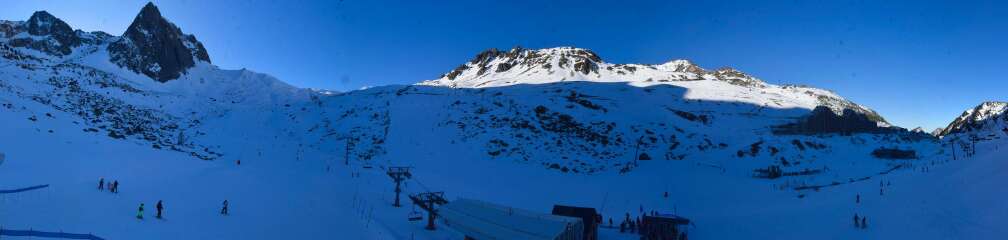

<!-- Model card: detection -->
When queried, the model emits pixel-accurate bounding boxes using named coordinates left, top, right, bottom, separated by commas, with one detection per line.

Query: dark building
left=642, top=214, right=690, bottom=240
left=551, top=205, right=599, bottom=240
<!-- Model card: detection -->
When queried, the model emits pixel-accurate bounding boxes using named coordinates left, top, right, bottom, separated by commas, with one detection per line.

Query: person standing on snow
left=112, top=180, right=119, bottom=193
left=137, top=203, right=145, bottom=219
left=98, top=178, right=104, bottom=191
left=221, top=200, right=229, bottom=215
left=156, top=200, right=164, bottom=219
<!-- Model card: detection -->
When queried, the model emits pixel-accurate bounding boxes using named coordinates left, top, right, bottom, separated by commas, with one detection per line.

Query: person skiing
left=137, top=203, right=144, bottom=219
left=861, top=217, right=867, bottom=229
left=853, top=214, right=859, bottom=228
left=221, top=200, right=229, bottom=215
left=156, top=200, right=164, bottom=219
left=98, top=178, right=104, bottom=191
left=112, top=180, right=119, bottom=193
left=856, top=194, right=860, bottom=203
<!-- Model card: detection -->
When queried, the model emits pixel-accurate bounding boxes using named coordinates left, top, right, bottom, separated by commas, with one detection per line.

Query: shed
left=641, top=213, right=690, bottom=240
left=551, top=205, right=599, bottom=240
left=439, top=198, right=583, bottom=240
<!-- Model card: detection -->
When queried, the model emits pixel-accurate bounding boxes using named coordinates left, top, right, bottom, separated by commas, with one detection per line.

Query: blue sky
left=2, top=0, right=1006, bottom=130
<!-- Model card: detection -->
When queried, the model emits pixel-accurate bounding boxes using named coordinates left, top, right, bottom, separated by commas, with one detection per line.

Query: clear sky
left=1, top=0, right=1006, bottom=130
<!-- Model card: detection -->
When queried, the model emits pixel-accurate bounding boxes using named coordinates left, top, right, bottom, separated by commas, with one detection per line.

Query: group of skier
left=102, top=177, right=230, bottom=220
left=136, top=200, right=165, bottom=219
left=97, top=177, right=119, bottom=193
left=134, top=200, right=230, bottom=220
left=618, top=207, right=662, bottom=234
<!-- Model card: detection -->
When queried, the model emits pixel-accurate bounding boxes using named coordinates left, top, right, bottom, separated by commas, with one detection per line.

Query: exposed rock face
left=773, top=106, right=894, bottom=135
left=5, top=11, right=80, bottom=55
left=440, top=46, right=604, bottom=81
left=109, top=2, right=210, bottom=82
left=930, top=128, right=944, bottom=137
left=938, top=101, right=1008, bottom=137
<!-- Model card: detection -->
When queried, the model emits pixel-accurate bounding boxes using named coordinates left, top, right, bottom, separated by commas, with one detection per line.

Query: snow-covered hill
left=938, top=101, right=1008, bottom=137
left=420, top=46, right=886, bottom=124
left=4, top=3, right=1002, bottom=240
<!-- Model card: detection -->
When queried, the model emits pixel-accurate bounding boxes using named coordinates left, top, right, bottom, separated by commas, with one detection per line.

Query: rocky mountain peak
left=27, top=11, right=73, bottom=37
left=712, top=67, right=764, bottom=87
left=938, top=101, right=1008, bottom=136
left=656, top=59, right=705, bottom=74
left=1, top=11, right=82, bottom=55
left=108, top=2, right=210, bottom=82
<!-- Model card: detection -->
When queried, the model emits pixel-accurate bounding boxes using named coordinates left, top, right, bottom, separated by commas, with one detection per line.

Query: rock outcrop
left=109, top=2, right=210, bottom=82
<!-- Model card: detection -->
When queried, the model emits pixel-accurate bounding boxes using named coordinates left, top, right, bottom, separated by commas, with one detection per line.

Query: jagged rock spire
left=109, top=2, right=210, bottom=82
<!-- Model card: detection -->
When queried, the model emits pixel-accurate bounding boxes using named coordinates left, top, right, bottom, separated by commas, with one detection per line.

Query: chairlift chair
left=408, top=205, right=423, bottom=221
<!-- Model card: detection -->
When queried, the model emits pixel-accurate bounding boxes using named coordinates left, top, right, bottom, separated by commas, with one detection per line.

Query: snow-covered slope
left=4, top=3, right=998, bottom=240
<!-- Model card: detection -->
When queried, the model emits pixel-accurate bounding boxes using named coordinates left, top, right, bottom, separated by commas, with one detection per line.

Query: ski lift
left=408, top=205, right=423, bottom=221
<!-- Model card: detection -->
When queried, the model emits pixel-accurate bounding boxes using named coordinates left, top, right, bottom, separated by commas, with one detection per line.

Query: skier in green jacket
left=137, top=203, right=144, bottom=219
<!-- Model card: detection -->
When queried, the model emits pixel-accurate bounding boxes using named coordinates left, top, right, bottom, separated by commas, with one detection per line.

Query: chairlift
left=408, top=205, right=423, bottom=221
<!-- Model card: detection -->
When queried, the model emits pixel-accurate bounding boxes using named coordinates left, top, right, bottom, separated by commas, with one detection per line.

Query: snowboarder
left=221, top=200, right=229, bottom=215
left=137, top=203, right=144, bottom=219
left=156, top=200, right=164, bottom=219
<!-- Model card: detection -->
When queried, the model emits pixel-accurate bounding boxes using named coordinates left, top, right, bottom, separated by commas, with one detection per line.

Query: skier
left=861, top=217, right=867, bottom=229
left=156, top=200, right=164, bottom=219
left=98, top=178, right=104, bottom=191
left=856, top=194, right=860, bottom=203
left=112, top=180, right=119, bottom=193
left=609, top=217, right=613, bottom=227
left=137, top=203, right=144, bottom=219
left=221, top=200, right=229, bottom=215
left=853, top=214, right=859, bottom=228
